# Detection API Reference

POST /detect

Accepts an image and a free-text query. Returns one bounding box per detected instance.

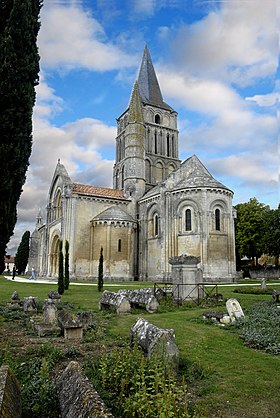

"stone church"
[29,47,236,281]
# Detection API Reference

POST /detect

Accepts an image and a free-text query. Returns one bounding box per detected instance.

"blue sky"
[8,0,279,253]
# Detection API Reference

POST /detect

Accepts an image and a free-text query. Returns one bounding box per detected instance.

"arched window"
[154,131,158,154]
[215,208,221,231]
[118,239,122,252]
[154,214,159,236]
[155,114,161,124]
[121,166,125,188]
[167,133,170,157]
[185,209,192,231]
[145,160,151,183]
[155,162,163,182]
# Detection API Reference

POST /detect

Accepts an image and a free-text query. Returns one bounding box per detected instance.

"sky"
[7,0,279,254]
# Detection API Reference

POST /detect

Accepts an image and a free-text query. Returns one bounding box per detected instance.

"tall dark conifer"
[0,0,42,272]
[58,240,64,295]
[64,240,69,290]
[98,247,104,292]
[14,230,30,274]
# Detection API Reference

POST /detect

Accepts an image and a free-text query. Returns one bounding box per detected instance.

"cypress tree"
[14,230,30,274]
[0,0,42,273]
[58,240,64,295]
[64,240,69,290]
[98,247,104,292]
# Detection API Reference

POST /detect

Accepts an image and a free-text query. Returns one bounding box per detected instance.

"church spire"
[137,45,173,110]
[128,81,144,124]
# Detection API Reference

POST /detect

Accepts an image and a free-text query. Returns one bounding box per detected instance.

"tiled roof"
[72,183,126,200]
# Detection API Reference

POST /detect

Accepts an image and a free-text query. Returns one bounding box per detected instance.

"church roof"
[72,183,126,200]
[176,155,229,189]
[137,46,174,111]
[93,206,135,222]
[128,81,144,123]
[141,155,232,200]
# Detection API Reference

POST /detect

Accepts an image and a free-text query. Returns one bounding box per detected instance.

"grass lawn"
[0,275,280,418]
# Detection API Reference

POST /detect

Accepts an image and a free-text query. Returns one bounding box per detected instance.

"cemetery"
[0,275,279,417]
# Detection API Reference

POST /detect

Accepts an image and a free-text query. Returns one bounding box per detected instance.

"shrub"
[87,345,190,417]
[236,302,280,355]
[233,286,273,295]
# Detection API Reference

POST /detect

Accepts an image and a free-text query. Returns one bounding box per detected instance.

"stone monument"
[169,255,204,303]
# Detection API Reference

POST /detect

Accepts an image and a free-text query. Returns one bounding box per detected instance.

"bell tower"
[113,46,181,194]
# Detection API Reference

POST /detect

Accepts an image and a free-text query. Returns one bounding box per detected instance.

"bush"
[236,302,280,355]
[233,286,272,295]
[86,345,190,417]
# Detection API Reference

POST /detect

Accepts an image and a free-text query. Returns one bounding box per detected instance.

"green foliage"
[64,240,69,290]
[96,345,190,417]
[98,246,104,292]
[263,205,280,264]
[236,302,280,355]
[14,230,30,274]
[233,286,273,295]
[234,198,270,264]
[1,342,62,417]
[58,240,64,295]
[0,0,42,266]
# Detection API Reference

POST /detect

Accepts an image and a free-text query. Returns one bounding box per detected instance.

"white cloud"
[39,3,138,71]
[170,0,278,86]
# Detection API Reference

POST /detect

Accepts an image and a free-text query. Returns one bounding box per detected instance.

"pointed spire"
[128,81,144,123]
[36,208,42,228]
[137,46,173,111]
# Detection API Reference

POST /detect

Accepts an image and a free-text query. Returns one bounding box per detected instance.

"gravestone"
[226,298,245,322]
[169,255,204,303]
[56,361,114,418]
[23,296,39,312]
[48,290,61,305]
[57,309,83,339]
[130,318,179,367]
[99,291,131,314]
[0,365,21,418]
[43,299,57,325]
[261,278,267,289]
[9,291,22,309]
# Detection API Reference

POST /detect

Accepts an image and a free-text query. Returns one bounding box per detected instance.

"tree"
[98,247,104,292]
[14,230,30,274]
[58,240,64,295]
[64,240,69,290]
[235,198,270,265]
[263,204,280,266]
[0,0,42,273]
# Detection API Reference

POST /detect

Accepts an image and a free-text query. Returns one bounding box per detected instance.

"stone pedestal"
[169,255,204,303]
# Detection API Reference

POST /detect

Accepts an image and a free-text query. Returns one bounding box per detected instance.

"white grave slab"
[226,298,245,322]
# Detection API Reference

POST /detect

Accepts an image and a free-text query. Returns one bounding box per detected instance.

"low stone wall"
[0,365,21,418]
[56,361,114,418]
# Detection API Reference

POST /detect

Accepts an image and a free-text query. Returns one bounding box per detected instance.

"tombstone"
[0,365,21,418]
[76,311,95,331]
[118,289,159,313]
[9,291,22,309]
[130,318,179,368]
[169,255,204,303]
[48,290,61,305]
[43,299,57,325]
[23,296,39,312]
[226,298,245,322]
[56,361,114,418]
[261,278,267,289]
[57,309,83,339]
[99,290,131,314]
